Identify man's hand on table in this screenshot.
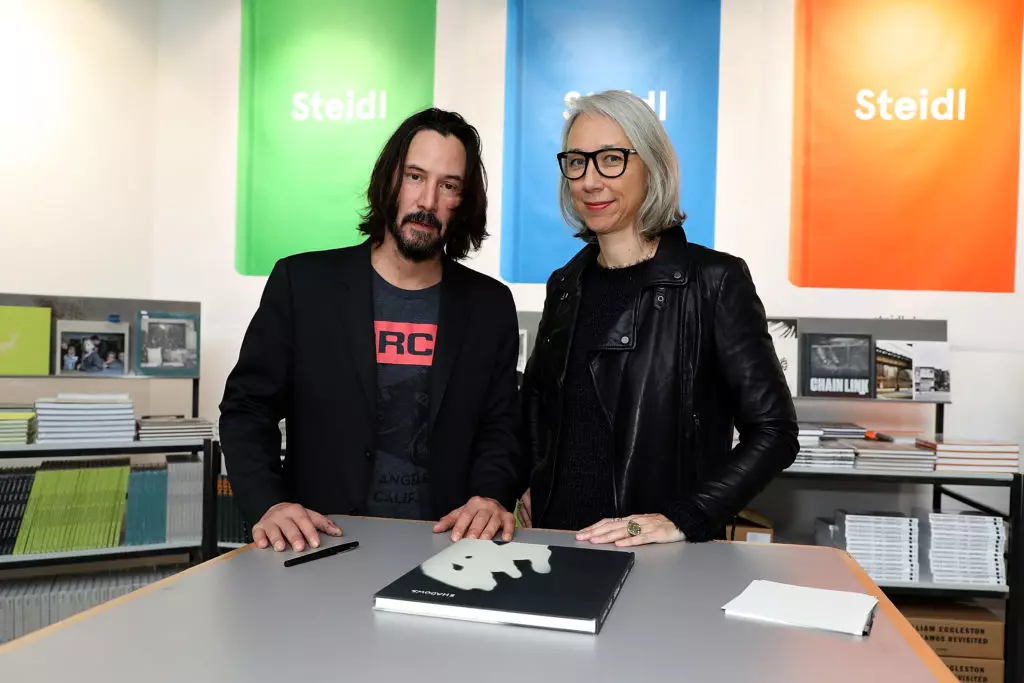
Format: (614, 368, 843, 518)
(252, 502, 343, 552)
(433, 496, 515, 542)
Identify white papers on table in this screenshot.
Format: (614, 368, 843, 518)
(722, 579, 878, 636)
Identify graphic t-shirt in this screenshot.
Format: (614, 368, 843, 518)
(364, 270, 439, 520)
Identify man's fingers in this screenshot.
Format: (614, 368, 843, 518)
(277, 517, 306, 552)
(309, 511, 343, 536)
(264, 522, 287, 552)
(433, 509, 459, 533)
(479, 512, 503, 541)
(450, 509, 478, 542)
(252, 524, 269, 549)
(500, 512, 515, 541)
(465, 509, 492, 540)
(294, 512, 322, 549)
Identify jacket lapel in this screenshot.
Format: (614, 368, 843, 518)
(338, 241, 377, 421)
(429, 259, 469, 434)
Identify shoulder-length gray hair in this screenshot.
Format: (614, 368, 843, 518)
(558, 89, 685, 243)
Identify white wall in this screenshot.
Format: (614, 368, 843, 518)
(0, 0, 159, 298)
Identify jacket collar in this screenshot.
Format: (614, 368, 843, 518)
(556, 224, 691, 292)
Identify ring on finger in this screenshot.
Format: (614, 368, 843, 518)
(626, 519, 642, 536)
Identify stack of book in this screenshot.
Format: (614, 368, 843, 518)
(788, 439, 856, 470)
(923, 511, 1006, 587)
(0, 410, 35, 445)
(165, 454, 203, 544)
(34, 394, 135, 444)
(804, 421, 868, 439)
(817, 511, 919, 583)
(0, 567, 178, 643)
(852, 441, 937, 472)
(915, 436, 1020, 474)
(137, 416, 214, 443)
(11, 458, 131, 554)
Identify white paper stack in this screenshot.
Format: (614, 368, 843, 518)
(137, 416, 214, 442)
(852, 441, 936, 472)
(922, 511, 1006, 586)
(722, 579, 878, 636)
(916, 436, 1020, 474)
(33, 394, 135, 444)
(836, 511, 919, 583)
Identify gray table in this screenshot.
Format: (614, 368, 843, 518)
(0, 516, 953, 682)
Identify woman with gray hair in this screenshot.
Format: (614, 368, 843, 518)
(517, 89, 798, 546)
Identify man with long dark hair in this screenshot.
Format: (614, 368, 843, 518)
(220, 108, 525, 553)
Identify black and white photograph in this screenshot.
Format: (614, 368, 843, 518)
(767, 318, 799, 397)
(137, 312, 199, 376)
(801, 333, 875, 398)
(55, 320, 130, 376)
(875, 340, 914, 400)
(912, 341, 951, 402)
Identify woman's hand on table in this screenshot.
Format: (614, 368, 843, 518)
(576, 513, 686, 547)
(252, 502, 343, 552)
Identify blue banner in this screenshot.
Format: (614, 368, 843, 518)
(501, 0, 722, 283)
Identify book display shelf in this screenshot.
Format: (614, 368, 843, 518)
(766, 316, 1021, 682)
(0, 293, 217, 573)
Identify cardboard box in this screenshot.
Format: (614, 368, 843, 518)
(941, 656, 1004, 683)
(724, 509, 774, 543)
(899, 601, 1004, 660)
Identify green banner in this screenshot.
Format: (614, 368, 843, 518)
(236, 0, 437, 276)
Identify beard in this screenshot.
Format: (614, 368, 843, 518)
(388, 210, 447, 262)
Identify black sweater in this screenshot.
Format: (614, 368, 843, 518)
(539, 259, 645, 530)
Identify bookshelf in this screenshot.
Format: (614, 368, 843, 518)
(767, 317, 1019, 682)
(0, 440, 217, 569)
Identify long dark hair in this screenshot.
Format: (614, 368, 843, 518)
(358, 108, 488, 260)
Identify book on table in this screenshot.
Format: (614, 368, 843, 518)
(372, 538, 634, 634)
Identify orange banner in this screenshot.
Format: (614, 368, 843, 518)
(790, 0, 1023, 292)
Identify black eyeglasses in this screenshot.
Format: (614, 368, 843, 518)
(556, 148, 637, 179)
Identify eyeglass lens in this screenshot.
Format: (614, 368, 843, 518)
(560, 150, 628, 179)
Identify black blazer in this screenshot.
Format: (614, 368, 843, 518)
(218, 241, 526, 527)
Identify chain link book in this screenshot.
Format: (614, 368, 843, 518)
(372, 538, 635, 634)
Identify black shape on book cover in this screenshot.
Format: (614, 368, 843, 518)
(374, 539, 634, 632)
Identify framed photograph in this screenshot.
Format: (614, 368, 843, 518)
(136, 311, 200, 376)
(55, 320, 130, 376)
(800, 333, 875, 398)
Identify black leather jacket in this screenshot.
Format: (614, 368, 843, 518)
(521, 225, 799, 541)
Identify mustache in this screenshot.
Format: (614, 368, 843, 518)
(401, 211, 442, 231)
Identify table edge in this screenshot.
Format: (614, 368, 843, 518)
(833, 546, 956, 682)
(0, 523, 960, 682)
(0, 544, 254, 655)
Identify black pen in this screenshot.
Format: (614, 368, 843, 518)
(283, 540, 359, 567)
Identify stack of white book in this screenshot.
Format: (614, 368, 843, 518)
(852, 441, 936, 472)
(915, 436, 1019, 474)
(33, 394, 136, 444)
(807, 422, 867, 439)
(836, 511, 919, 583)
(922, 511, 1006, 586)
(788, 439, 856, 470)
(0, 410, 35, 444)
(137, 416, 214, 442)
